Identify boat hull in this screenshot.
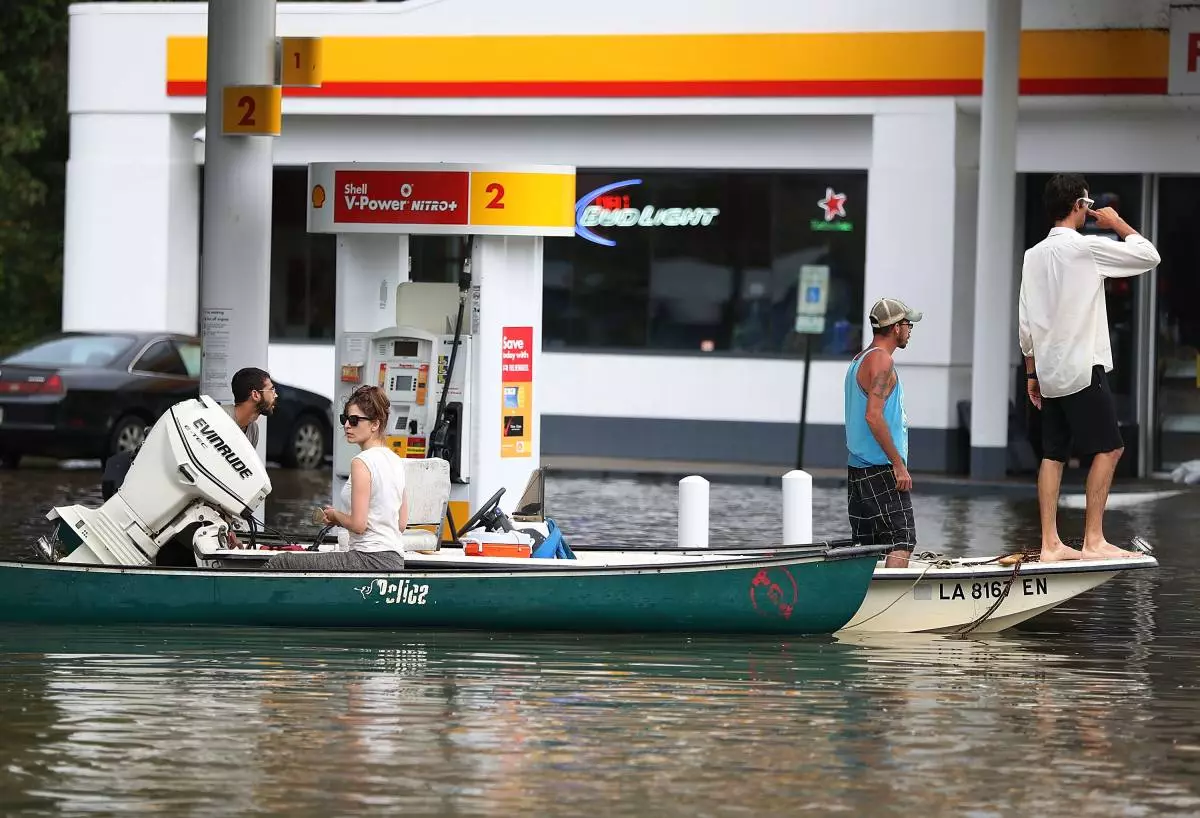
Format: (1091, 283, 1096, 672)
(0, 547, 882, 635)
(840, 555, 1159, 634)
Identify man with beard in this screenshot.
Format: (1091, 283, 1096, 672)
(100, 367, 276, 502)
(224, 367, 277, 449)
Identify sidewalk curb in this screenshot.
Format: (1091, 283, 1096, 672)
(543, 462, 1190, 499)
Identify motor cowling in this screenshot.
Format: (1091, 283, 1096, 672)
(51, 395, 271, 566)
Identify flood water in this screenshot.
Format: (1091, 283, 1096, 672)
(1, 466, 1198, 816)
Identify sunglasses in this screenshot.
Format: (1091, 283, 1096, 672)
(340, 413, 371, 427)
(1076, 196, 1095, 209)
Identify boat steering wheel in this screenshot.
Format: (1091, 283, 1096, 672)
(459, 488, 509, 535)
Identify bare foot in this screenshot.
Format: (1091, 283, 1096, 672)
(1081, 540, 1141, 560)
(1040, 541, 1083, 563)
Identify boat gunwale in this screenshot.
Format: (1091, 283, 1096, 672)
(869, 556, 1158, 582)
(0, 544, 889, 581)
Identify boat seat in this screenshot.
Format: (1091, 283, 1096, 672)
(334, 456, 452, 553)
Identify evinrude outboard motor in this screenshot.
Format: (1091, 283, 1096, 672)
(44, 395, 271, 566)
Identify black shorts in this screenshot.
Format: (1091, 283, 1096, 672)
(1041, 365, 1124, 462)
(847, 465, 916, 552)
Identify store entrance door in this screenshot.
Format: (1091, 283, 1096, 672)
(1019, 173, 1146, 478)
(1152, 176, 1200, 473)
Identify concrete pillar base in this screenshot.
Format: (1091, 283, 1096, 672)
(970, 446, 1009, 481)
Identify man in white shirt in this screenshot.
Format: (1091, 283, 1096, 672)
(1018, 173, 1161, 563)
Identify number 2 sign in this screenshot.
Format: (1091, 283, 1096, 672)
(221, 85, 282, 136)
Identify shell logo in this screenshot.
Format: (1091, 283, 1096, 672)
(311, 184, 326, 209)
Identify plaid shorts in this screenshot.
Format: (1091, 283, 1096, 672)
(847, 465, 916, 552)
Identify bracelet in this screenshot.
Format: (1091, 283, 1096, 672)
(1026, 373, 1038, 380)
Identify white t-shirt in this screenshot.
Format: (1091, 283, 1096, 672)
(1018, 227, 1160, 398)
(339, 446, 407, 553)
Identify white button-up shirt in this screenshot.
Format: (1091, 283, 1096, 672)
(1018, 226, 1160, 399)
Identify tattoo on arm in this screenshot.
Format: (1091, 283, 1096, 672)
(869, 363, 894, 399)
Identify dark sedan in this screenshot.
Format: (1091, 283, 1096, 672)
(0, 331, 333, 470)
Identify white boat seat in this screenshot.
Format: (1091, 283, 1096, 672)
(333, 456, 452, 553)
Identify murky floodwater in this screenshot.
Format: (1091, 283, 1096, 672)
(0, 466, 1198, 816)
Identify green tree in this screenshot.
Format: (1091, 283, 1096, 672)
(0, 0, 388, 356)
(0, 2, 70, 356)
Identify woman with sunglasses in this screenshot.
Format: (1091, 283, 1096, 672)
(265, 385, 409, 571)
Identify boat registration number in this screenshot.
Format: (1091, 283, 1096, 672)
(926, 577, 1048, 601)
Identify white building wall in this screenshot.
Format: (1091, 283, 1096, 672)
(62, 113, 199, 335)
(63, 0, 1191, 469)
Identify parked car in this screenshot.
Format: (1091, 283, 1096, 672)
(0, 331, 333, 470)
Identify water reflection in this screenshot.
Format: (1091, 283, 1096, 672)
(1, 623, 1197, 816)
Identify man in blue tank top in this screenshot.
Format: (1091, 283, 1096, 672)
(844, 297, 922, 568)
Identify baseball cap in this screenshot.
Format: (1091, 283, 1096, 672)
(869, 297, 923, 328)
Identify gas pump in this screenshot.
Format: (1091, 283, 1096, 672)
(307, 161, 576, 545)
(334, 293, 473, 478)
(332, 254, 475, 536)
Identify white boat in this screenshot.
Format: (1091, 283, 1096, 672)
(839, 540, 1159, 634)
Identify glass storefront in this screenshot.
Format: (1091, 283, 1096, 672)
(1021, 173, 1145, 421)
(543, 169, 868, 357)
(262, 163, 1195, 477)
(1152, 176, 1200, 472)
(1018, 173, 1147, 476)
(1017, 172, 1200, 477)
(266, 166, 871, 360)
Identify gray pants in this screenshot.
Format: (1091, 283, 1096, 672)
(262, 549, 405, 572)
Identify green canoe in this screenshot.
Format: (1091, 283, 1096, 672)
(0, 542, 886, 635)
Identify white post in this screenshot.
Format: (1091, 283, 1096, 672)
(782, 469, 813, 545)
(198, 0, 276, 466)
(678, 475, 709, 549)
(968, 0, 1021, 479)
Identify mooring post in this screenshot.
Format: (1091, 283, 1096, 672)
(678, 475, 710, 549)
(782, 469, 813, 545)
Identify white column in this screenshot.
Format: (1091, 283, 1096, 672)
(864, 105, 978, 471)
(198, 0, 276, 464)
(62, 114, 198, 335)
(968, 0, 1021, 479)
(471, 235, 543, 516)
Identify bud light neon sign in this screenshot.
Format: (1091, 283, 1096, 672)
(574, 179, 721, 247)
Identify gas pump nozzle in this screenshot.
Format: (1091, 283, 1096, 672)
(428, 238, 472, 468)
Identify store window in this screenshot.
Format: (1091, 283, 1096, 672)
(1153, 176, 1200, 470)
(1020, 173, 1144, 420)
(544, 169, 868, 356)
(270, 168, 336, 342)
(267, 169, 468, 342)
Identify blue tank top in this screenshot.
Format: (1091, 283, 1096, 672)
(844, 348, 909, 468)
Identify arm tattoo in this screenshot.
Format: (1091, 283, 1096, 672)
(869, 363, 894, 399)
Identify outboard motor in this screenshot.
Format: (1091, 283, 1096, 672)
(46, 395, 271, 566)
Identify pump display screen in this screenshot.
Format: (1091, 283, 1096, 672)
(393, 375, 414, 392)
(392, 340, 419, 357)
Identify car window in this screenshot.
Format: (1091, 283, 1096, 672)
(132, 340, 188, 376)
(176, 342, 202, 378)
(3, 334, 137, 368)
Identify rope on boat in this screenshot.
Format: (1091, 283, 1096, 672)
(847, 558, 938, 628)
(948, 553, 1025, 638)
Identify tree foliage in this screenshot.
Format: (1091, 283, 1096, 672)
(0, 0, 382, 357)
(0, 2, 70, 356)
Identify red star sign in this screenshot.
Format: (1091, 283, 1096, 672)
(817, 187, 847, 221)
